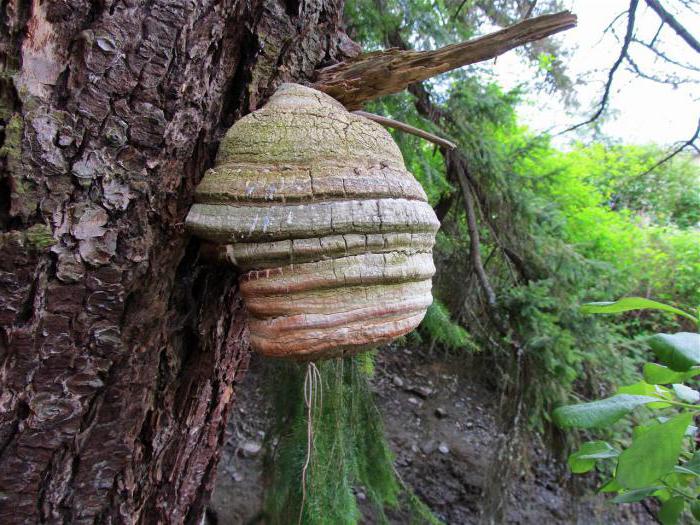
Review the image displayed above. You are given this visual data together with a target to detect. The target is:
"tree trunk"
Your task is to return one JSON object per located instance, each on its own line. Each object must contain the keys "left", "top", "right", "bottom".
{"left": 0, "top": 1, "right": 354, "bottom": 523}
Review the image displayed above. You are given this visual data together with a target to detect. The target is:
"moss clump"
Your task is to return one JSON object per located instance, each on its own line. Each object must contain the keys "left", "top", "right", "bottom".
{"left": 24, "top": 224, "right": 55, "bottom": 249}
{"left": 0, "top": 224, "right": 55, "bottom": 252}
{"left": 263, "top": 355, "right": 441, "bottom": 525}
{"left": 0, "top": 113, "right": 23, "bottom": 160}
{"left": 419, "top": 300, "right": 478, "bottom": 353}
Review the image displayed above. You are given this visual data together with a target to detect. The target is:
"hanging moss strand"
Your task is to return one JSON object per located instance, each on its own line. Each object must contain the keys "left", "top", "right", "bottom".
{"left": 263, "top": 355, "right": 428, "bottom": 524}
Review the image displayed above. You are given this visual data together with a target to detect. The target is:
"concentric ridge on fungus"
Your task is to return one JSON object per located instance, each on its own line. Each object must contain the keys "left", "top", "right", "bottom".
{"left": 186, "top": 83, "right": 440, "bottom": 360}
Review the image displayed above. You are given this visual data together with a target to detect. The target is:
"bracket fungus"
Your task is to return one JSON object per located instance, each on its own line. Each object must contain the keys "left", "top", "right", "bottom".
{"left": 186, "top": 83, "right": 440, "bottom": 360}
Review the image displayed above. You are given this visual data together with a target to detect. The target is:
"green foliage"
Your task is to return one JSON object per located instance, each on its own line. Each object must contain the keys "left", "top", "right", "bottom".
{"left": 643, "top": 363, "right": 700, "bottom": 385}
{"left": 573, "top": 144, "right": 700, "bottom": 229}
{"left": 567, "top": 441, "right": 619, "bottom": 474}
{"left": 520, "top": 144, "right": 700, "bottom": 308}
{"left": 649, "top": 333, "right": 700, "bottom": 371}
{"left": 580, "top": 297, "right": 696, "bottom": 322}
{"left": 419, "top": 300, "right": 477, "bottom": 353}
{"left": 555, "top": 299, "right": 700, "bottom": 524}
{"left": 263, "top": 356, "right": 439, "bottom": 525}
{"left": 554, "top": 394, "right": 661, "bottom": 429}
{"left": 344, "top": 0, "right": 700, "bottom": 515}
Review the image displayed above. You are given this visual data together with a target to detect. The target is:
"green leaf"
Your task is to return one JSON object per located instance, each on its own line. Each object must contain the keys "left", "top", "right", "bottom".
{"left": 581, "top": 298, "right": 695, "bottom": 321}
{"left": 673, "top": 465, "right": 698, "bottom": 476}
{"left": 617, "top": 381, "right": 672, "bottom": 408}
{"left": 649, "top": 333, "right": 700, "bottom": 372}
{"left": 672, "top": 384, "right": 700, "bottom": 403}
{"left": 643, "top": 363, "right": 700, "bottom": 384}
{"left": 553, "top": 395, "right": 660, "bottom": 429}
{"left": 612, "top": 486, "right": 662, "bottom": 503}
{"left": 658, "top": 497, "right": 684, "bottom": 525}
{"left": 643, "top": 363, "right": 679, "bottom": 384}
{"left": 598, "top": 478, "right": 623, "bottom": 493}
{"left": 568, "top": 441, "right": 619, "bottom": 473}
{"left": 691, "top": 500, "right": 700, "bottom": 520}
{"left": 679, "top": 451, "right": 700, "bottom": 476}
{"left": 616, "top": 413, "right": 693, "bottom": 489}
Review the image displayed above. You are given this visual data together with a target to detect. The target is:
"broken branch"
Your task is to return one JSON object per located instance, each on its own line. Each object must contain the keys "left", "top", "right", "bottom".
{"left": 313, "top": 11, "right": 577, "bottom": 109}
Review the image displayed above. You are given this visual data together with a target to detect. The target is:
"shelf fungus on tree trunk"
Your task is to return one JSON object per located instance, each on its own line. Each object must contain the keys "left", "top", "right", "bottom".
{"left": 186, "top": 83, "right": 439, "bottom": 360}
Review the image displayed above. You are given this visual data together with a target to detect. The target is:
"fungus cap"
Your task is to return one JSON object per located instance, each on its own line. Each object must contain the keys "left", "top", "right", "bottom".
{"left": 186, "top": 83, "right": 439, "bottom": 360}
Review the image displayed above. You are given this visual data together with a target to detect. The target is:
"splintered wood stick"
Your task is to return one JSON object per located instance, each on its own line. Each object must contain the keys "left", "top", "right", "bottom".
{"left": 314, "top": 11, "right": 577, "bottom": 109}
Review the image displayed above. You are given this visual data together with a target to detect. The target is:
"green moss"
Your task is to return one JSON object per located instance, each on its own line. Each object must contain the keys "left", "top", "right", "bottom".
{"left": 0, "top": 224, "right": 54, "bottom": 252}
{"left": 24, "top": 224, "right": 55, "bottom": 249}
{"left": 0, "top": 113, "right": 23, "bottom": 160}
{"left": 263, "top": 356, "right": 441, "bottom": 524}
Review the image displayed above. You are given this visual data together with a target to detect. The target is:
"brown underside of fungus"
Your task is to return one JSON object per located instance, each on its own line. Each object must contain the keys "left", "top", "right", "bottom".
{"left": 186, "top": 83, "right": 440, "bottom": 360}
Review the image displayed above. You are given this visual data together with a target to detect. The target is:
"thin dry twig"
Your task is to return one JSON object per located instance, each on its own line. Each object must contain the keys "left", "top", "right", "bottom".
{"left": 353, "top": 110, "right": 457, "bottom": 150}
{"left": 298, "top": 362, "right": 322, "bottom": 525}
{"left": 638, "top": 118, "right": 700, "bottom": 177}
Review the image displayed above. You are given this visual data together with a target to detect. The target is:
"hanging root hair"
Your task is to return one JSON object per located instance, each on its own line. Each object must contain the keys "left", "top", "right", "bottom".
{"left": 299, "top": 361, "right": 322, "bottom": 525}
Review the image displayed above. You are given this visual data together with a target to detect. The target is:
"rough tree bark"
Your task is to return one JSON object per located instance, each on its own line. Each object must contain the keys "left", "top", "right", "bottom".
{"left": 0, "top": 1, "right": 355, "bottom": 523}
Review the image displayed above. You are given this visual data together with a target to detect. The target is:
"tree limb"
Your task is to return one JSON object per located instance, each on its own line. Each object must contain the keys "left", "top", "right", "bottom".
{"left": 313, "top": 11, "right": 577, "bottom": 109}
{"left": 644, "top": 0, "right": 700, "bottom": 54}
{"left": 447, "top": 151, "right": 499, "bottom": 316}
{"left": 638, "top": 118, "right": 700, "bottom": 176}
{"left": 624, "top": 54, "right": 699, "bottom": 85}
{"left": 353, "top": 111, "right": 457, "bottom": 149}
{"left": 560, "top": 0, "right": 638, "bottom": 134}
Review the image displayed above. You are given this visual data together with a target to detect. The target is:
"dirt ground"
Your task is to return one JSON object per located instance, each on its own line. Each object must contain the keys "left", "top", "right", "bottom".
{"left": 209, "top": 343, "right": 652, "bottom": 524}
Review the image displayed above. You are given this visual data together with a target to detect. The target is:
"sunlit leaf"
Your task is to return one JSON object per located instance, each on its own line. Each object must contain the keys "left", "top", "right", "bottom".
{"left": 553, "top": 395, "right": 659, "bottom": 429}
{"left": 568, "top": 441, "right": 619, "bottom": 473}
{"left": 617, "top": 382, "right": 672, "bottom": 408}
{"left": 672, "top": 384, "right": 700, "bottom": 403}
{"left": 643, "top": 363, "right": 700, "bottom": 385}
{"left": 649, "top": 333, "right": 700, "bottom": 372}
{"left": 616, "top": 413, "right": 692, "bottom": 489}
{"left": 580, "top": 298, "right": 695, "bottom": 321}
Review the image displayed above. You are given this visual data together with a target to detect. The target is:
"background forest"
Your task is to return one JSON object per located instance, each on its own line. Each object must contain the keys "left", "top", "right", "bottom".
{"left": 213, "top": 0, "right": 700, "bottom": 523}
{"left": 347, "top": 0, "right": 699, "bottom": 436}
